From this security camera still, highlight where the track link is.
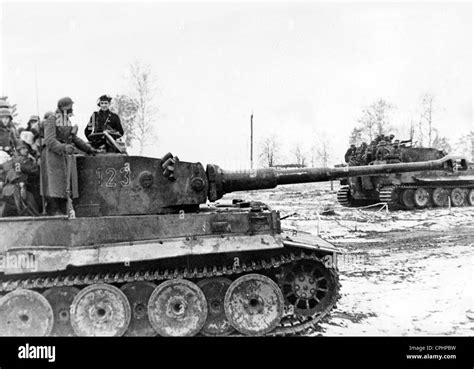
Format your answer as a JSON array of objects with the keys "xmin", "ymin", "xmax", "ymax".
[{"xmin": 0, "ymin": 250, "xmax": 340, "ymax": 336}]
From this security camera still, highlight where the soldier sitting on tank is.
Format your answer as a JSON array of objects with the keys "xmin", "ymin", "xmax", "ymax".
[
  {"xmin": 383, "ymin": 140, "xmax": 402, "ymax": 163},
  {"xmin": 41, "ymin": 97, "xmax": 97, "ymax": 215},
  {"xmin": 85, "ymin": 95, "xmax": 124, "ymax": 151},
  {"xmin": 0, "ymin": 138, "xmax": 40, "ymax": 216},
  {"xmin": 375, "ymin": 140, "xmax": 391, "ymax": 161},
  {"xmin": 364, "ymin": 145, "xmax": 374, "ymax": 164},
  {"xmin": 344, "ymin": 144, "xmax": 356, "ymax": 163}
]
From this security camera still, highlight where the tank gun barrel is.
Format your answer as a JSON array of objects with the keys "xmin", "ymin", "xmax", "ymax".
[{"xmin": 207, "ymin": 156, "xmax": 467, "ymax": 201}]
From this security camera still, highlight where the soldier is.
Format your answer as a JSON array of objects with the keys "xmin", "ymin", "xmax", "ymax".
[
  {"xmin": 387, "ymin": 139, "xmax": 402, "ymax": 162},
  {"xmin": 375, "ymin": 140, "xmax": 391, "ymax": 161},
  {"xmin": 0, "ymin": 108, "xmax": 17, "ymax": 156},
  {"xmin": 85, "ymin": 95, "xmax": 124, "ymax": 149},
  {"xmin": 41, "ymin": 97, "xmax": 96, "ymax": 215},
  {"xmin": 344, "ymin": 144, "xmax": 357, "ymax": 163},
  {"xmin": 0, "ymin": 138, "xmax": 40, "ymax": 216}
]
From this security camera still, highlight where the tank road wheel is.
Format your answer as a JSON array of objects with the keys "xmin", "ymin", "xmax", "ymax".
[
  {"xmin": 400, "ymin": 189, "xmax": 415, "ymax": 209},
  {"xmin": 278, "ymin": 260, "xmax": 337, "ymax": 318},
  {"xmin": 197, "ymin": 277, "xmax": 235, "ymax": 336},
  {"xmin": 120, "ymin": 282, "xmax": 157, "ymax": 337},
  {"xmin": 70, "ymin": 284, "xmax": 131, "ymax": 337},
  {"xmin": 0, "ymin": 289, "xmax": 54, "ymax": 336},
  {"xmin": 450, "ymin": 188, "xmax": 465, "ymax": 207},
  {"xmin": 148, "ymin": 279, "xmax": 208, "ymax": 337},
  {"xmin": 224, "ymin": 274, "xmax": 284, "ymax": 336},
  {"xmin": 43, "ymin": 286, "xmax": 80, "ymax": 336},
  {"xmin": 432, "ymin": 187, "xmax": 449, "ymax": 207},
  {"xmin": 414, "ymin": 188, "xmax": 431, "ymax": 208},
  {"xmin": 468, "ymin": 189, "xmax": 474, "ymax": 206}
]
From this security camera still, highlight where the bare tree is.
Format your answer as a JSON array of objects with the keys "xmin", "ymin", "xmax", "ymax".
[
  {"xmin": 128, "ymin": 61, "xmax": 158, "ymax": 154},
  {"xmin": 111, "ymin": 94, "xmax": 139, "ymax": 146},
  {"xmin": 357, "ymin": 99, "xmax": 394, "ymax": 142},
  {"xmin": 408, "ymin": 116, "xmax": 416, "ymax": 142},
  {"xmin": 455, "ymin": 131, "xmax": 474, "ymax": 160},
  {"xmin": 419, "ymin": 93, "xmax": 435, "ymax": 147},
  {"xmin": 313, "ymin": 133, "xmax": 332, "ymax": 168},
  {"xmin": 292, "ymin": 143, "xmax": 306, "ymax": 166},
  {"xmin": 431, "ymin": 129, "xmax": 451, "ymax": 154},
  {"xmin": 348, "ymin": 127, "xmax": 363, "ymax": 146},
  {"xmin": 259, "ymin": 135, "xmax": 280, "ymax": 167}
]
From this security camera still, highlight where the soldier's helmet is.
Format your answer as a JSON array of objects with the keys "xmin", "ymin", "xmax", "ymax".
[
  {"xmin": 379, "ymin": 140, "xmax": 387, "ymax": 146},
  {"xmin": 0, "ymin": 108, "xmax": 12, "ymax": 119},
  {"xmin": 44, "ymin": 111, "xmax": 55, "ymax": 120},
  {"xmin": 389, "ymin": 134, "xmax": 395, "ymax": 139},
  {"xmin": 27, "ymin": 115, "xmax": 40, "ymax": 123},
  {"xmin": 0, "ymin": 99, "xmax": 10, "ymax": 109},
  {"xmin": 57, "ymin": 97, "xmax": 74, "ymax": 110}
]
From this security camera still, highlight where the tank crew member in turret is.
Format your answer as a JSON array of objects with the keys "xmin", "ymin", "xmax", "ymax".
[
  {"xmin": 41, "ymin": 97, "xmax": 96, "ymax": 215},
  {"xmin": 84, "ymin": 95, "xmax": 124, "ymax": 149}
]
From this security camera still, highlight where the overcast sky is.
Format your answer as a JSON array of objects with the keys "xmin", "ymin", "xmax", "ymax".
[{"xmin": 0, "ymin": 1, "xmax": 472, "ymax": 168}]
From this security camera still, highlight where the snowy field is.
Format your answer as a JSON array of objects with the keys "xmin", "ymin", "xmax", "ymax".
[{"xmin": 222, "ymin": 182, "xmax": 474, "ymax": 336}]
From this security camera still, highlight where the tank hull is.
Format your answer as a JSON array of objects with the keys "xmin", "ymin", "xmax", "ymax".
[{"xmin": 0, "ymin": 207, "xmax": 340, "ymax": 337}]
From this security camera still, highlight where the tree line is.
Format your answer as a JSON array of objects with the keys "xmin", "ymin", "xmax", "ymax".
[{"xmin": 259, "ymin": 94, "xmax": 473, "ymax": 168}]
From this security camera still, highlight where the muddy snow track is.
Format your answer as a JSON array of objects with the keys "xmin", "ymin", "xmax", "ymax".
[{"xmin": 226, "ymin": 182, "xmax": 474, "ymax": 336}]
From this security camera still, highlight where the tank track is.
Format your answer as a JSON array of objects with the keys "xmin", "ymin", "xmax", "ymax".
[
  {"xmin": 0, "ymin": 249, "xmax": 340, "ymax": 337},
  {"xmin": 337, "ymin": 185, "xmax": 380, "ymax": 208},
  {"xmin": 379, "ymin": 184, "xmax": 474, "ymax": 209}
]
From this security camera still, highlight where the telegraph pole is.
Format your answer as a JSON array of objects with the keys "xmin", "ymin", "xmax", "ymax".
[{"xmin": 250, "ymin": 112, "xmax": 254, "ymax": 169}]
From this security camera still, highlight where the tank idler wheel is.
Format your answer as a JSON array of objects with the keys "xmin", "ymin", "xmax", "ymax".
[
  {"xmin": 279, "ymin": 260, "xmax": 336, "ymax": 317},
  {"xmin": 121, "ymin": 282, "xmax": 157, "ymax": 337},
  {"xmin": 70, "ymin": 284, "xmax": 131, "ymax": 337},
  {"xmin": 400, "ymin": 189, "xmax": 415, "ymax": 209},
  {"xmin": 467, "ymin": 189, "xmax": 474, "ymax": 206},
  {"xmin": 0, "ymin": 289, "xmax": 54, "ymax": 336},
  {"xmin": 197, "ymin": 277, "xmax": 235, "ymax": 336},
  {"xmin": 450, "ymin": 188, "xmax": 465, "ymax": 207},
  {"xmin": 148, "ymin": 279, "xmax": 208, "ymax": 337},
  {"xmin": 413, "ymin": 188, "xmax": 431, "ymax": 208},
  {"xmin": 224, "ymin": 273, "xmax": 284, "ymax": 336},
  {"xmin": 43, "ymin": 286, "xmax": 80, "ymax": 336},
  {"xmin": 432, "ymin": 187, "xmax": 449, "ymax": 207}
]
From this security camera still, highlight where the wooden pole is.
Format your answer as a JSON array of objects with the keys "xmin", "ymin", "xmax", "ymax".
[{"xmin": 250, "ymin": 112, "xmax": 254, "ymax": 169}]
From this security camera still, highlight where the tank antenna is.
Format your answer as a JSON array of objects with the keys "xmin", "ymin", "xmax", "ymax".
[
  {"xmin": 34, "ymin": 64, "xmax": 47, "ymax": 215},
  {"xmin": 250, "ymin": 111, "xmax": 254, "ymax": 169}
]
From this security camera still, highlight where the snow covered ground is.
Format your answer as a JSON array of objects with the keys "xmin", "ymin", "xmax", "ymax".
[{"xmin": 222, "ymin": 182, "xmax": 474, "ymax": 336}]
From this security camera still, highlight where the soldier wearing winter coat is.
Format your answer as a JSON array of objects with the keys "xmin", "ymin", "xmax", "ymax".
[{"xmin": 40, "ymin": 97, "xmax": 96, "ymax": 215}]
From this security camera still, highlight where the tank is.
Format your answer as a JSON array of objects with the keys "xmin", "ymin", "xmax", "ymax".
[
  {"xmin": 338, "ymin": 141, "xmax": 473, "ymax": 210},
  {"xmin": 0, "ymin": 150, "xmax": 465, "ymax": 337}
]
